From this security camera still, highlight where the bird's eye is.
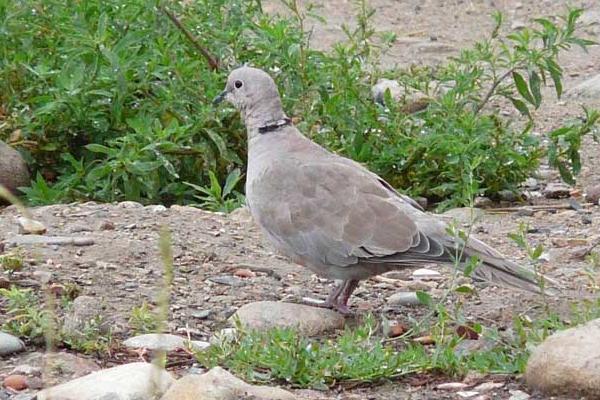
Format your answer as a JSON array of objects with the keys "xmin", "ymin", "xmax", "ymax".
[{"xmin": 234, "ymin": 80, "xmax": 243, "ymax": 89}]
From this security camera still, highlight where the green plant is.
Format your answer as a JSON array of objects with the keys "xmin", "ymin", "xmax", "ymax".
[
  {"xmin": 128, "ymin": 301, "xmax": 160, "ymax": 335},
  {"xmin": 62, "ymin": 315, "xmax": 114, "ymax": 355},
  {"xmin": 185, "ymin": 168, "xmax": 245, "ymax": 213},
  {"xmin": 2, "ymin": 1, "xmax": 596, "ymax": 209},
  {"xmin": 0, "ymin": 249, "xmax": 24, "ymax": 273},
  {"xmin": 0, "ymin": 286, "xmax": 52, "ymax": 342},
  {"xmin": 198, "ymin": 316, "xmax": 427, "ymax": 389}
]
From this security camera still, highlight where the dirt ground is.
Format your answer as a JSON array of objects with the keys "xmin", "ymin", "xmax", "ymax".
[{"xmin": 2, "ymin": 1, "xmax": 600, "ymax": 399}]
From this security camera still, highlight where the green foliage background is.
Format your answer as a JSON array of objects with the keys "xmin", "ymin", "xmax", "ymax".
[{"xmin": 0, "ymin": 0, "xmax": 597, "ymax": 209}]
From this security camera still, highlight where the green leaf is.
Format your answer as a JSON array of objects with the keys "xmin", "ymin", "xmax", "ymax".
[
  {"xmin": 529, "ymin": 71, "xmax": 542, "ymax": 108},
  {"xmin": 545, "ymin": 58, "xmax": 563, "ymax": 98},
  {"xmin": 557, "ymin": 162, "xmax": 575, "ymax": 185},
  {"xmin": 512, "ymin": 72, "xmax": 535, "ymax": 105},
  {"xmin": 223, "ymin": 169, "xmax": 242, "ymax": 197},
  {"xmin": 455, "ymin": 285, "xmax": 475, "ymax": 294},
  {"xmin": 416, "ymin": 291, "xmax": 433, "ymax": 308},
  {"xmin": 85, "ymin": 144, "xmax": 112, "ymax": 154},
  {"xmin": 508, "ymin": 97, "xmax": 531, "ymax": 118},
  {"xmin": 532, "ymin": 244, "xmax": 544, "ymax": 260}
]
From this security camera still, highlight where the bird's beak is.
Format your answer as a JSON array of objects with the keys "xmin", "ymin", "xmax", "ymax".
[{"xmin": 212, "ymin": 89, "xmax": 228, "ymax": 105}]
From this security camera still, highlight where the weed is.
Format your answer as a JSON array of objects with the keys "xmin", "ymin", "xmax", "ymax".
[
  {"xmin": 128, "ymin": 301, "xmax": 160, "ymax": 335},
  {"xmin": 0, "ymin": 286, "xmax": 52, "ymax": 342},
  {"xmin": 62, "ymin": 315, "xmax": 114, "ymax": 355},
  {"xmin": 185, "ymin": 169, "xmax": 245, "ymax": 213},
  {"xmin": 0, "ymin": 249, "xmax": 24, "ymax": 273},
  {"xmin": 1, "ymin": 2, "xmax": 596, "ymax": 209}
]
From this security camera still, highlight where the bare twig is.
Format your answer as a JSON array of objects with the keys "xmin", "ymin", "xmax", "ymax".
[
  {"xmin": 473, "ymin": 68, "xmax": 516, "ymax": 115},
  {"xmin": 486, "ymin": 203, "xmax": 595, "ymax": 213},
  {"xmin": 160, "ymin": 6, "xmax": 219, "ymax": 71}
]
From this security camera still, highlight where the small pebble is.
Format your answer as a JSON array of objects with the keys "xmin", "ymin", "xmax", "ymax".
[{"xmin": 3, "ymin": 375, "xmax": 27, "ymax": 391}]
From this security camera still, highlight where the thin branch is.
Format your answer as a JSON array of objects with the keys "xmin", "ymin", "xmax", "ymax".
[
  {"xmin": 473, "ymin": 67, "xmax": 516, "ymax": 115},
  {"xmin": 160, "ymin": 6, "xmax": 219, "ymax": 71},
  {"xmin": 486, "ymin": 202, "xmax": 595, "ymax": 213}
]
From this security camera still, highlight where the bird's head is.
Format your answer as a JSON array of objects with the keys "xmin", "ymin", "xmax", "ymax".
[{"xmin": 213, "ymin": 66, "xmax": 287, "ymax": 131}]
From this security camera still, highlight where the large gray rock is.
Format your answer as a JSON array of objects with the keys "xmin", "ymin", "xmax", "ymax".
[
  {"xmin": 0, "ymin": 332, "xmax": 25, "ymax": 355},
  {"xmin": 0, "ymin": 141, "xmax": 29, "ymax": 196},
  {"xmin": 230, "ymin": 301, "xmax": 345, "ymax": 336},
  {"xmin": 62, "ymin": 296, "xmax": 110, "ymax": 339},
  {"xmin": 36, "ymin": 362, "xmax": 174, "ymax": 400},
  {"xmin": 525, "ymin": 318, "xmax": 600, "ymax": 397},
  {"xmin": 123, "ymin": 334, "xmax": 209, "ymax": 352},
  {"xmin": 160, "ymin": 366, "xmax": 296, "ymax": 400},
  {"xmin": 567, "ymin": 74, "xmax": 600, "ymax": 101}
]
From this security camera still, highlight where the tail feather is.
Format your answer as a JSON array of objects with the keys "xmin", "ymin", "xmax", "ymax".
[{"xmin": 463, "ymin": 237, "xmax": 560, "ymax": 294}]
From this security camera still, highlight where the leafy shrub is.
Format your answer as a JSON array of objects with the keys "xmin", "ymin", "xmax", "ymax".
[{"xmin": 0, "ymin": 1, "xmax": 596, "ymax": 209}]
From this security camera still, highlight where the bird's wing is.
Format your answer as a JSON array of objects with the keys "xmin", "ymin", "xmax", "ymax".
[{"xmin": 249, "ymin": 158, "xmax": 444, "ymax": 268}]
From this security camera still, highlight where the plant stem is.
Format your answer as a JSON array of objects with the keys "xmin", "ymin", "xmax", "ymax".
[
  {"xmin": 473, "ymin": 67, "xmax": 516, "ymax": 115},
  {"xmin": 160, "ymin": 6, "xmax": 220, "ymax": 71}
]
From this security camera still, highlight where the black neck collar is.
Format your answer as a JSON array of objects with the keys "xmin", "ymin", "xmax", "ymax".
[{"xmin": 257, "ymin": 118, "xmax": 292, "ymax": 134}]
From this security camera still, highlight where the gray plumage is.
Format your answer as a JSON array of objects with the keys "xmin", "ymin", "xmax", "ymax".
[{"xmin": 214, "ymin": 66, "xmax": 549, "ymax": 313}]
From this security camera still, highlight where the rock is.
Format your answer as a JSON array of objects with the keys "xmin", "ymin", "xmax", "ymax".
[
  {"xmin": 233, "ymin": 268, "xmax": 256, "ymax": 278},
  {"xmin": 474, "ymin": 381, "xmax": 504, "ymax": 392},
  {"xmin": 508, "ymin": 389, "xmax": 530, "ymax": 400},
  {"xmin": 32, "ymin": 270, "xmax": 53, "ymax": 284},
  {"xmin": 473, "ymin": 196, "xmax": 493, "ymax": 208},
  {"xmin": 567, "ymin": 74, "xmax": 600, "ymax": 100},
  {"xmin": 208, "ymin": 275, "xmax": 246, "ymax": 287},
  {"xmin": 497, "ymin": 190, "xmax": 518, "ymax": 202},
  {"xmin": 442, "ymin": 207, "xmax": 484, "ymax": 225},
  {"xmin": 522, "ymin": 177, "xmax": 540, "ymax": 190},
  {"xmin": 511, "ymin": 20, "xmax": 527, "ymax": 30},
  {"xmin": 230, "ymin": 301, "xmax": 345, "ymax": 335},
  {"xmin": 118, "ymin": 201, "xmax": 143, "ymax": 209},
  {"xmin": 123, "ymin": 334, "xmax": 209, "ymax": 352},
  {"xmin": 191, "ymin": 309, "xmax": 211, "ymax": 320},
  {"xmin": 387, "ymin": 291, "xmax": 422, "ymax": 306},
  {"xmin": 36, "ymin": 362, "xmax": 174, "ymax": 400},
  {"xmin": 0, "ymin": 141, "xmax": 29, "ymax": 196},
  {"xmin": 10, "ymin": 365, "xmax": 41, "ymax": 377},
  {"xmin": 6, "ymin": 235, "xmax": 94, "ymax": 247},
  {"xmin": 412, "ymin": 268, "xmax": 442, "ymax": 280},
  {"xmin": 0, "ymin": 332, "xmax": 25, "ymax": 355},
  {"xmin": 525, "ymin": 318, "xmax": 600, "ymax": 397},
  {"xmin": 436, "ymin": 382, "xmax": 469, "ymax": 391},
  {"xmin": 415, "ymin": 196, "xmax": 428, "ymax": 209},
  {"xmin": 228, "ymin": 206, "xmax": 253, "ymax": 224},
  {"xmin": 62, "ymin": 295, "xmax": 109, "ymax": 338},
  {"xmin": 160, "ymin": 366, "xmax": 296, "ymax": 400},
  {"xmin": 25, "ymin": 377, "xmax": 43, "ymax": 390},
  {"xmin": 16, "ymin": 352, "xmax": 100, "ymax": 387},
  {"xmin": 17, "ymin": 217, "xmax": 47, "ymax": 235},
  {"xmin": 586, "ymin": 184, "xmax": 600, "ymax": 204},
  {"xmin": 148, "ymin": 205, "xmax": 167, "ymax": 213},
  {"xmin": 372, "ymin": 79, "xmax": 404, "ymax": 104},
  {"xmin": 3, "ymin": 375, "xmax": 27, "ymax": 391},
  {"xmin": 543, "ymin": 182, "xmax": 572, "ymax": 199}
]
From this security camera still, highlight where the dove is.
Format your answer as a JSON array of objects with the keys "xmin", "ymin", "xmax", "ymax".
[{"xmin": 214, "ymin": 66, "xmax": 549, "ymax": 314}]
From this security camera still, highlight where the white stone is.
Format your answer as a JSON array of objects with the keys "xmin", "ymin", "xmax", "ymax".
[
  {"xmin": 0, "ymin": 332, "xmax": 25, "ymax": 355},
  {"xmin": 160, "ymin": 366, "xmax": 296, "ymax": 400},
  {"xmin": 36, "ymin": 362, "xmax": 174, "ymax": 400},
  {"xmin": 412, "ymin": 268, "xmax": 442, "ymax": 279},
  {"xmin": 525, "ymin": 318, "xmax": 600, "ymax": 397},
  {"xmin": 123, "ymin": 333, "xmax": 209, "ymax": 352},
  {"xmin": 17, "ymin": 217, "xmax": 47, "ymax": 235}
]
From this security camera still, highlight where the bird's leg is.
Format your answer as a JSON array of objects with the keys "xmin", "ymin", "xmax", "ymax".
[
  {"xmin": 335, "ymin": 279, "xmax": 360, "ymax": 313},
  {"xmin": 319, "ymin": 279, "xmax": 360, "ymax": 315}
]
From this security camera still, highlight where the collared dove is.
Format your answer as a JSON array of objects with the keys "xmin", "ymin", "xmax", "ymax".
[{"xmin": 214, "ymin": 66, "xmax": 548, "ymax": 314}]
